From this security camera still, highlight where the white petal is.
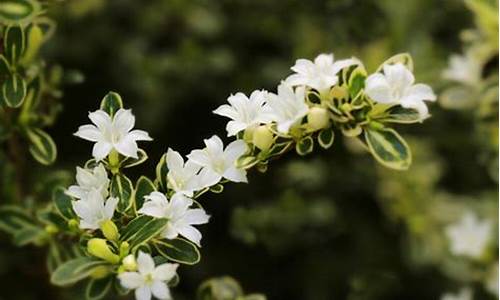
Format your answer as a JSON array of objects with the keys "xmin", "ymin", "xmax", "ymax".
[
  {"xmin": 137, "ymin": 251, "xmax": 155, "ymax": 275},
  {"xmin": 291, "ymin": 59, "xmax": 314, "ymax": 75},
  {"xmin": 113, "ymin": 109, "xmax": 135, "ymax": 134},
  {"xmin": 408, "ymin": 84, "xmax": 436, "ymax": 102},
  {"xmin": 138, "ymin": 201, "xmax": 166, "ymax": 218},
  {"xmin": 88, "ymin": 110, "xmax": 112, "ymax": 131},
  {"xmin": 383, "ymin": 63, "xmax": 414, "ymax": 91},
  {"xmin": 162, "ymin": 223, "xmax": 180, "ymax": 240},
  {"xmin": 154, "ymin": 263, "xmax": 179, "ymax": 281},
  {"xmin": 183, "ymin": 208, "xmax": 210, "ymax": 225},
  {"xmin": 187, "ymin": 150, "xmax": 211, "ymax": 167},
  {"xmin": 66, "ymin": 186, "xmax": 86, "ymax": 199},
  {"xmin": 166, "ymin": 148, "xmax": 184, "ymax": 172},
  {"xmin": 104, "ymin": 197, "xmax": 118, "ymax": 219},
  {"xmin": 151, "ymin": 280, "xmax": 171, "ymax": 300},
  {"xmin": 135, "ymin": 286, "xmax": 152, "ymax": 300},
  {"xmin": 129, "ymin": 130, "xmax": 152, "ymax": 141},
  {"xmin": 285, "ymin": 73, "xmax": 307, "ymax": 86},
  {"xmin": 204, "ymin": 135, "xmax": 224, "ymax": 155},
  {"xmin": 178, "ymin": 225, "xmax": 203, "ymax": 246},
  {"xmin": 223, "ymin": 167, "xmax": 247, "ymax": 183},
  {"xmin": 401, "ymin": 99, "xmax": 429, "ymax": 120},
  {"xmin": 213, "ymin": 104, "xmax": 238, "ymax": 120},
  {"xmin": 365, "ymin": 73, "xmax": 393, "ymax": 103},
  {"xmin": 226, "ymin": 120, "xmax": 247, "ymax": 137},
  {"xmin": 331, "ymin": 58, "xmax": 358, "ymax": 74},
  {"xmin": 115, "ymin": 135, "xmax": 139, "ymax": 158},
  {"xmin": 92, "ymin": 141, "xmax": 113, "ymax": 161},
  {"xmin": 74, "ymin": 125, "xmax": 102, "ymax": 142},
  {"xmin": 224, "ymin": 140, "xmax": 247, "ymax": 162},
  {"xmin": 192, "ymin": 168, "xmax": 221, "ymax": 190},
  {"xmin": 118, "ymin": 272, "xmax": 144, "ymax": 289}
]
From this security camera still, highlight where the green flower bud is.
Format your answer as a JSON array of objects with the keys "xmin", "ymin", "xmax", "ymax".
[
  {"xmin": 252, "ymin": 125, "xmax": 274, "ymax": 151},
  {"xmin": 307, "ymin": 107, "xmax": 330, "ymax": 131},
  {"xmin": 122, "ymin": 254, "xmax": 137, "ymax": 271},
  {"xmin": 243, "ymin": 125, "xmax": 257, "ymax": 143},
  {"xmin": 45, "ymin": 224, "xmax": 58, "ymax": 235},
  {"xmin": 119, "ymin": 241, "xmax": 130, "ymax": 257},
  {"xmin": 100, "ymin": 220, "xmax": 119, "ymax": 241},
  {"xmin": 87, "ymin": 238, "xmax": 120, "ymax": 264}
]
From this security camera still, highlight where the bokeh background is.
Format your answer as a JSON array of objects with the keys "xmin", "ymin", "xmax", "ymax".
[{"xmin": 0, "ymin": 0, "xmax": 498, "ymax": 299}]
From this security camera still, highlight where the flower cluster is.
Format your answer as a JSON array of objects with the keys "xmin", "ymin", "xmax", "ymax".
[{"xmin": 24, "ymin": 52, "xmax": 435, "ymax": 300}]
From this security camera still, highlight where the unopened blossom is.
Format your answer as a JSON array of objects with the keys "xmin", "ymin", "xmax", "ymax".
[
  {"xmin": 440, "ymin": 288, "xmax": 473, "ymax": 300},
  {"xmin": 286, "ymin": 53, "xmax": 357, "ymax": 94},
  {"xmin": 72, "ymin": 189, "xmax": 118, "ymax": 230},
  {"xmin": 442, "ymin": 52, "xmax": 481, "ymax": 85},
  {"xmin": 213, "ymin": 90, "xmax": 274, "ymax": 136},
  {"xmin": 445, "ymin": 212, "xmax": 492, "ymax": 259},
  {"xmin": 118, "ymin": 251, "xmax": 178, "ymax": 300},
  {"xmin": 74, "ymin": 108, "xmax": 152, "ymax": 160},
  {"xmin": 66, "ymin": 164, "xmax": 109, "ymax": 199},
  {"xmin": 187, "ymin": 135, "xmax": 248, "ymax": 183},
  {"xmin": 365, "ymin": 63, "xmax": 436, "ymax": 119},
  {"xmin": 266, "ymin": 82, "xmax": 309, "ymax": 134},
  {"xmin": 166, "ymin": 148, "xmax": 217, "ymax": 196},
  {"xmin": 138, "ymin": 192, "xmax": 210, "ymax": 246}
]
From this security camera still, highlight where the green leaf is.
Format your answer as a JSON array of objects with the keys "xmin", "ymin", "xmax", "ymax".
[
  {"xmin": 295, "ymin": 136, "xmax": 314, "ymax": 156},
  {"xmin": 85, "ymin": 277, "xmax": 112, "ymax": 300},
  {"xmin": 197, "ymin": 277, "xmax": 243, "ymax": 300},
  {"xmin": 340, "ymin": 123, "xmax": 363, "ymax": 137},
  {"xmin": 53, "ymin": 187, "xmax": 75, "ymax": 220},
  {"xmin": 364, "ymin": 127, "xmax": 411, "ymax": 170},
  {"xmin": 0, "ymin": 55, "xmax": 11, "ymax": 77},
  {"xmin": 209, "ymin": 184, "xmax": 224, "ymax": 194},
  {"xmin": 20, "ymin": 23, "xmax": 44, "ymax": 63},
  {"xmin": 120, "ymin": 215, "xmax": 169, "ymax": 250},
  {"xmin": 99, "ymin": 92, "xmax": 123, "ymax": 117},
  {"xmin": 135, "ymin": 176, "xmax": 156, "ymax": 211},
  {"xmin": 0, "ymin": 0, "xmax": 41, "ymax": 25},
  {"xmin": 3, "ymin": 73, "xmax": 26, "ymax": 107},
  {"xmin": 267, "ymin": 141, "xmax": 292, "ymax": 158},
  {"xmin": 318, "ymin": 128, "xmax": 334, "ymax": 149},
  {"xmin": 0, "ymin": 205, "xmax": 36, "ymax": 234},
  {"xmin": 154, "ymin": 238, "xmax": 201, "ymax": 265},
  {"xmin": 377, "ymin": 53, "xmax": 414, "ymax": 72},
  {"xmin": 110, "ymin": 174, "xmax": 134, "ymax": 213},
  {"xmin": 121, "ymin": 149, "xmax": 148, "ymax": 168},
  {"xmin": 51, "ymin": 257, "xmax": 107, "ymax": 287},
  {"xmin": 3, "ymin": 25, "xmax": 25, "ymax": 63},
  {"xmin": 155, "ymin": 153, "xmax": 168, "ymax": 191},
  {"xmin": 13, "ymin": 226, "xmax": 45, "ymax": 246},
  {"xmin": 376, "ymin": 105, "xmax": 421, "ymax": 124},
  {"xmin": 26, "ymin": 127, "xmax": 57, "ymax": 165},
  {"xmin": 347, "ymin": 66, "xmax": 367, "ymax": 99}
]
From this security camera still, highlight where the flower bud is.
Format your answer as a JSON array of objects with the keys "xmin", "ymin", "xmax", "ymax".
[
  {"xmin": 45, "ymin": 224, "xmax": 58, "ymax": 235},
  {"xmin": 122, "ymin": 254, "xmax": 137, "ymax": 271},
  {"xmin": 100, "ymin": 220, "xmax": 120, "ymax": 241},
  {"xmin": 307, "ymin": 107, "xmax": 330, "ymax": 131},
  {"xmin": 87, "ymin": 238, "xmax": 120, "ymax": 264},
  {"xmin": 119, "ymin": 241, "xmax": 130, "ymax": 257},
  {"xmin": 330, "ymin": 86, "xmax": 348, "ymax": 99},
  {"xmin": 252, "ymin": 125, "xmax": 274, "ymax": 151},
  {"xmin": 90, "ymin": 265, "xmax": 111, "ymax": 279}
]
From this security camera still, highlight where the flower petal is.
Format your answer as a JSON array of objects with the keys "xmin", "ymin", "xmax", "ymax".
[
  {"xmin": 92, "ymin": 141, "xmax": 113, "ymax": 161},
  {"xmin": 115, "ymin": 135, "xmax": 139, "ymax": 158},
  {"xmin": 113, "ymin": 109, "xmax": 135, "ymax": 134},
  {"xmin": 137, "ymin": 251, "xmax": 155, "ymax": 275},
  {"xmin": 151, "ymin": 280, "xmax": 171, "ymax": 300},
  {"xmin": 183, "ymin": 208, "xmax": 210, "ymax": 225},
  {"xmin": 118, "ymin": 272, "xmax": 144, "ymax": 289},
  {"xmin": 177, "ymin": 225, "xmax": 203, "ymax": 246},
  {"xmin": 135, "ymin": 286, "xmax": 152, "ymax": 300},
  {"xmin": 74, "ymin": 125, "xmax": 102, "ymax": 142},
  {"xmin": 154, "ymin": 263, "xmax": 179, "ymax": 281},
  {"xmin": 88, "ymin": 110, "xmax": 112, "ymax": 131},
  {"xmin": 223, "ymin": 167, "xmax": 247, "ymax": 183}
]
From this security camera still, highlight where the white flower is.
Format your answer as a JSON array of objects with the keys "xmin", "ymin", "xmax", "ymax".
[
  {"xmin": 213, "ymin": 90, "xmax": 274, "ymax": 136},
  {"xmin": 118, "ymin": 251, "xmax": 178, "ymax": 300},
  {"xmin": 138, "ymin": 192, "xmax": 210, "ymax": 246},
  {"xmin": 266, "ymin": 82, "xmax": 309, "ymax": 134},
  {"xmin": 442, "ymin": 52, "xmax": 481, "ymax": 85},
  {"xmin": 74, "ymin": 109, "xmax": 152, "ymax": 161},
  {"xmin": 485, "ymin": 263, "xmax": 499, "ymax": 297},
  {"xmin": 187, "ymin": 135, "xmax": 248, "ymax": 183},
  {"xmin": 166, "ymin": 148, "xmax": 216, "ymax": 196},
  {"xmin": 72, "ymin": 189, "xmax": 118, "ymax": 230},
  {"xmin": 286, "ymin": 53, "xmax": 357, "ymax": 94},
  {"xmin": 365, "ymin": 63, "xmax": 436, "ymax": 119},
  {"xmin": 440, "ymin": 288, "xmax": 473, "ymax": 300},
  {"xmin": 66, "ymin": 164, "xmax": 109, "ymax": 199},
  {"xmin": 445, "ymin": 212, "xmax": 492, "ymax": 259}
]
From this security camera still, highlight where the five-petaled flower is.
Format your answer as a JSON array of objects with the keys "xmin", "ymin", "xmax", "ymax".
[
  {"xmin": 138, "ymin": 192, "xmax": 210, "ymax": 246},
  {"xmin": 266, "ymin": 82, "xmax": 309, "ymax": 134},
  {"xmin": 74, "ymin": 109, "xmax": 152, "ymax": 161},
  {"xmin": 72, "ymin": 189, "xmax": 118, "ymax": 230},
  {"xmin": 286, "ymin": 53, "xmax": 357, "ymax": 94},
  {"xmin": 445, "ymin": 212, "xmax": 492, "ymax": 259},
  {"xmin": 365, "ymin": 63, "xmax": 436, "ymax": 120},
  {"xmin": 118, "ymin": 251, "xmax": 178, "ymax": 300},
  {"xmin": 187, "ymin": 135, "xmax": 248, "ymax": 183},
  {"xmin": 166, "ymin": 148, "xmax": 216, "ymax": 196},
  {"xmin": 213, "ymin": 90, "xmax": 273, "ymax": 136},
  {"xmin": 66, "ymin": 164, "xmax": 109, "ymax": 199}
]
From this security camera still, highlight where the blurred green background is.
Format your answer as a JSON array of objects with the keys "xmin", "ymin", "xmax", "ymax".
[{"xmin": 0, "ymin": 0, "xmax": 498, "ymax": 299}]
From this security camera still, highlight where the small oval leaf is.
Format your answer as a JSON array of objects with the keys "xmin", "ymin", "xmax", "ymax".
[
  {"xmin": 100, "ymin": 92, "xmax": 123, "ymax": 117},
  {"xmin": 3, "ymin": 73, "xmax": 26, "ymax": 107},
  {"xmin": 26, "ymin": 127, "xmax": 57, "ymax": 165},
  {"xmin": 51, "ymin": 257, "xmax": 107, "ymax": 287},
  {"xmin": 110, "ymin": 174, "xmax": 134, "ymax": 213},
  {"xmin": 295, "ymin": 136, "xmax": 314, "ymax": 156},
  {"xmin": 364, "ymin": 127, "xmax": 411, "ymax": 170},
  {"xmin": 153, "ymin": 238, "xmax": 201, "ymax": 265}
]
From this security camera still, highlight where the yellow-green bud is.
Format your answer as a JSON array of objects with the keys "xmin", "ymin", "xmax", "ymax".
[
  {"xmin": 108, "ymin": 150, "xmax": 120, "ymax": 174},
  {"xmin": 100, "ymin": 220, "xmax": 120, "ymax": 241},
  {"xmin": 119, "ymin": 241, "xmax": 130, "ymax": 257},
  {"xmin": 243, "ymin": 125, "xmax": 257, "ymax": 143},
  {"xmin": 21, "ymin": 25, "xmax": 44, "ymax": 64},
  {"xmin": 122, "ymin": 254, "xmax": 137, "ymax": 271},
  {"xmin": 90, "ymin": 265, "xmax": 111, "ymax": 279},
  {"xmin": 87, "ymin": 238, "xmax": 120, "ymax": 264},
  {"xmin": 45, "ymin": 224, "xmax": 58, "ymax": 235},
  {"xmin": 252, "ymin": 125, "xmax": 274, "ymax": 151},
  {"xmin": 68, "ymin": 219, "xmax": 79, "ymax": 231},
  {"xmin": 307, "ymin": 107, "xmax": 330, "ymax": 131}
]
